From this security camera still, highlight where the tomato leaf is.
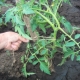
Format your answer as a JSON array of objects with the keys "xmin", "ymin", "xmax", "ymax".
[
  {"xmin": 71, "ymin": 54, "xmax": 75, "ymax": 61},
  {"xmin": 40, "ymin": 49, "xmax": 47, "ymax": 55},
  {"xmin": 23, "ymin": 4, "xmax": 34, "ymax": 15},
  {"xmin": 75, "ymin": 34, "xmax": 80, "ymax": 39},
  {"xmin": 64, "ymin": 48, "xmax": 74, "ymax": 58},
  {"xmin": 32, "ymin": 60, "xmax": 38, "ymax": 65},
  {"xmin": 40, "ymin": 61, "xmax": 50, "ymax": 75},
  {"xmin": 76, "ymin": 55, "xmax": 80, "ymax": 61},
  {"xmin": 60, "ymin": 16, "xmax": 72, "ymax": 33},
  {"xmin": 65, "ymin": 41, "xmax": 75, "ymax": 47},
  {"xmin": 0, "ymin": 18, "xmax": 2, "ymax": 25},
  {"xmin": 15, "ymin": 26, "xmax": 32, "ymax": 40}
]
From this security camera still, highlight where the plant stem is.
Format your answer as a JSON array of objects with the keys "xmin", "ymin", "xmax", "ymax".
[
  {"xmin": 30, "ymin": 47, "xmax": 43, "ymax": 63},
  {"xmin": 35, "ymin": 11, "xmax": 54, "ymax": 29},
  {"xmin": 47, "ymin": 6, "xmax": 80, "ymax": 49},
  {"xmin": 59, "ymin": 27, "xmax": 80, "ymax": 48},
  {"xmin": 35, "ymin": 11, "xmax": 58, "ymax": 48}
]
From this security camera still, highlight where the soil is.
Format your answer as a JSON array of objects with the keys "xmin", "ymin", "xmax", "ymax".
[{"xmin": 0, "ymin": 0, "xmax": 80, "ymax": 80}]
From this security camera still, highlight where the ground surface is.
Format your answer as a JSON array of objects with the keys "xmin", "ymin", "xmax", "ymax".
[{"xmin": 0, "ymin": 0, "xmax": 80, "ymax": 80}]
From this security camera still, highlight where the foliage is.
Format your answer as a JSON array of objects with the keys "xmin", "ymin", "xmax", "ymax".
[
  {"xmin": 0, "ymin": 0, "xmax": 80, "ymax": 77},
  {"xmin": 0, "ymin": 0, "xmax": 11, "ymax": 25},
  {"xmin": 0, "ymin": 0, "xmax": 5, "ymax": 25}
]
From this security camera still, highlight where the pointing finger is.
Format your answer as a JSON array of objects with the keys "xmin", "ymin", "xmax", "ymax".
[{"xmin": 19, "ymin": 36, "xmax": 29, "ymax": 42}]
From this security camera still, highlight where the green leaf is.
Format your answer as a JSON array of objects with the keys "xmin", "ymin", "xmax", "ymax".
[
  {"xmin": 22, "ymin": 4, "xmax": 34, "ymax": 15},
  {"xmin": 22, "ymin": 63, "xmax": 35, "ymax": 77},
  {"xmin": 22, "ymin": 63, "xmax": 27, "ymax": 77},
  {"xmin": 14, "ymin": 15, "xmax": 25, "ymax": 25},
  {"xmin": 39, "ymin": 0, "xmax": 47, "ymax": 4},
  {"xmin": 76, "ymin": 55, "xmax": 80, "ymax": 61},
  {"xmin": 19, "ymin": 25, "xmax": 25, "ymax": 33},
  {"xmin": 31, "ymin": 18, "xmax": 38, "ymax": 31},
  {"xmin": 64, "ymin": 0, "xmax": 71, "ymax": 4},
  {"xmin": 33, "ymin": 46, "xmax": 37, "ymax": 50},
  {"xmin": 0, "ymin": 0, "xmax": 9, "ymax": 7},
  {"xmin": 73, "ymin": 26, "xmax": 80, "ymax": 30},
  {"xmin": 60, "ymin": 34, "xmax": 65, "ymax": 42},
  {"xmin": 71, "ymin": 54, "xmax": 75, "ymax": 61},
  {"xmin": 39, "ymin": 24, "xmax": 46, "ymax": 33},
  {"xmin": 40, "ymin": 40, "xmax": 46, "ymax": 47},
  {"xmin": 29, "ymin": 55, "xmax": 35, "ymax": 60},
  {"xmin": 60, "ymin": 16, "xmax": 72, "ymax": 33},
  {"xmin": 59, "ymin": 58, "xmax": 66, "ymax": 66},
  {"xmin": 32, "ymin": 60, "xmax": 38, "ymax": 65},
  {"xmin": 64, "ymin": 48, "xmax": 74, "ymax": 58},
  {"xmin": 29, "ymin": 59, "xmax": 33, "ymax": 63},
  {"xmin": 27, "ymin": 72, "xmax": 35, "ymax": 76},
  {"xmin": 15, "ymin": 26, "xmax": 32, "ymax": 40},
  {"xmin": 17, "ymin": 0, "xmax": 25, "ymax": 5},
  {"xmin": 15, "ymin": 25, "xmax": 18, "ymax": 32},
  {"xmin": 56, "ymin": 40, "xmax": 62, "ymax": 48},
  {"xmin": 21, "ymin": 56, "xmax": 25, "ymax": 63},
  {"xmin": 63, "ymin": 45, "xmax": 67, "ymax": 52},
  {"xmin": 40, "ymin": 49, "xmax": 47, "ymax": 55},
  {"xmin": 65, "ymin": 41, "xmax": 75, "ymax": 47},
  {"xmin": 0, "ymin": 18, "xmax": 2, "ymax": 25},
  {"xmin": 52, "ymin": 0, "xmax": 59, "ymax": 14},
  {"xmin": 39, "ymin": 57, "xmax": 45, "ymax": 60},
  {"xmin": 40, "ymin": 61, "xmax": 50, "ymax": 75},
  {"xmin": 75, "ymin": 34, "xmax": 80, "ymax": 39},
  {"xmin": 21, "ymin": 32, "xmax": 32, "ymax": 40},
  {"xmin": 51, "ymin": 49, "xmax": 57, "ymax": 58},
  {"xmin": 64, "ymin": 52, "xmax": 71, "ymax": 58},
  {"xmin": 0, "ymin": 1, "xmax": 4, "ymax": 5},
  {"xmin": 5, "ymin": 9, "xmax": 14, "ymax": 23}
]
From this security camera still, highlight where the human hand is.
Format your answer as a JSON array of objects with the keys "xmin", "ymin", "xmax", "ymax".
[{"xmin": 0, "ymin": 31, "xmax": 29, "ymax": 51}]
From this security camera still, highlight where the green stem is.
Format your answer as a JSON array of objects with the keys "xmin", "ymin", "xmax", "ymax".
[
  {"xmin": 59, "ymin": 27, "xmax": 80, "ymax": 48},
  {"xmin": 47, "ymin": 5, "xmax": 60, "ymax": 28},
  {"xmin": 35, "ymin": 7, "xmax": 80, "ymax": 49},
  {"xmin": 36, "ymin": 11, "xmax": 59, "ymax": 48},
  {"xmin": 30, "ymin": 47, "xmax": 43, "ymax": 63},
  {"xmin": 53, "ymin": 29, "xmax": 58, "ymax": 49},
  {"xmin": 35, "ymin": 11, "xmax": 54, "ymax": 29},
  {"xmin": 46, "ymin": 6, "xmax": 80, "ymax": 49}
]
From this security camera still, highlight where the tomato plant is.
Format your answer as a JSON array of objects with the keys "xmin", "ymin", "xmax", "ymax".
[{"xmin": 1, "ymin": 0, "xmax": 80, "ymax": 77}]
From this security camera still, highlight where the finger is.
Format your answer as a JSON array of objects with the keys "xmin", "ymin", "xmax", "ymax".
[
  {"xmin": 19, "ymin": 36, "xmax": 29, "ymax": 42},
  {"xmin": 11, "ymin": 44, "xmax": 19, "ymax": 51},
  {"xmin": 5, "ymin": 42, "xmax": 20, "ymax": 51},
  {"xmin": 5, "ymin": 43, "xmax": 13, "ymax": 50},
  {"xmin": 18, "ymin": 40, "xmax": 22, "ymax": 44},
  {"xmin": 12, "ymin": 41, "xmax": 21, "ymax": 48}
]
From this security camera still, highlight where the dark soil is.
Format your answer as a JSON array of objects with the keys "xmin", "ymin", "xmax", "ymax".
[{"xmin": 0, "ymin": 0, "xmax": 80, "ymax": 80}]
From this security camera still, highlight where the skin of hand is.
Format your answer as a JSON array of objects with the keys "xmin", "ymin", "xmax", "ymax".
[{"xmin": 0, "ymin": 31, "xmax": 29, "ymax": 51}]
